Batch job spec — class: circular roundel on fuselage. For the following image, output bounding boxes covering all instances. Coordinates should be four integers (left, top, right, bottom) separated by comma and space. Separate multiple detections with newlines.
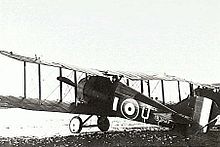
120, 98, 139, 120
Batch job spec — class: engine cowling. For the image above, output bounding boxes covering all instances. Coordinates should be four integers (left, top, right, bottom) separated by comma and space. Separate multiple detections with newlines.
77, 76, 117, 104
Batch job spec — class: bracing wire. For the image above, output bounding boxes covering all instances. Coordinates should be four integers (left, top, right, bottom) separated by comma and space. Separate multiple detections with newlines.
42, 70, 74, 103
122, 78, 127, 84
44, 85, 60, 101
68, 71, 74, 78
27, 64, 56, 98
151, 80, 160, 94
69, 89, 73, 102
62, 72, 85, 100
63, 85, 73, 99
77, 72, 84, 81
62, 70, 75, 100
131, 81, 140, 89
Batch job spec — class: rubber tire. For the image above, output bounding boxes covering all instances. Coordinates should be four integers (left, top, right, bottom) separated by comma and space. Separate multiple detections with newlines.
69, 116, 83, 133
97, 116, 110, 132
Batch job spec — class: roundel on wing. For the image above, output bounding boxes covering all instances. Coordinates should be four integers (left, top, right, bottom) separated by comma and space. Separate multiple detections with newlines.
120, 98, 139, 120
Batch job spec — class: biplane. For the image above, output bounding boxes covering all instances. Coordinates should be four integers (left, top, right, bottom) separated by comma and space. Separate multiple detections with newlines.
0, 50, 219, 136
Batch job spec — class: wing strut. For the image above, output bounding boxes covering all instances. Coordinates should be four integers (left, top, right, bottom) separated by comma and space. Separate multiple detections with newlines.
85, 73, 88, 79
23, 61, 27, 99
140, 80, 144, 94
38, 64, 41, 103
147, 80, 151, 97
177, 81, 181, 102
189, 83, 194, 96
126, 79, 129, 86
161, 80, 165, 104
74, 70, 77, 105
59, 67, 63, 102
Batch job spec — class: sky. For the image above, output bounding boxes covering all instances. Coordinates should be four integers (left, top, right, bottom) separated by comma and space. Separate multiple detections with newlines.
0, 0, 220, 84
0, 0, 220, 95
0, 1, 220, 137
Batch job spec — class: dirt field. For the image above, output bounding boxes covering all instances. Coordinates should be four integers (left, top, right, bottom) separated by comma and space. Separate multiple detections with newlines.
0, 129, 219, 147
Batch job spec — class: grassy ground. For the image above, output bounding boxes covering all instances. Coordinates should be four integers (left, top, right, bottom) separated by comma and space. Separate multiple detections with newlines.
0, 129, 219, 147
0, 108, 220, 146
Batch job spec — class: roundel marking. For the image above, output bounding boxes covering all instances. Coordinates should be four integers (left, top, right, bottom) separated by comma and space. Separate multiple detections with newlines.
120, 98, 139, 120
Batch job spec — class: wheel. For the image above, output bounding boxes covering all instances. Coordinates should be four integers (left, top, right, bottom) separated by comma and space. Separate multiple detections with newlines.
69, 116, 83, 133
97, 116, 110, 132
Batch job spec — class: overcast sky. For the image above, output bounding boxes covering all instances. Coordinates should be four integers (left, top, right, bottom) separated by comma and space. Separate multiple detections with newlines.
1, 1, 220, 137
1, 0, 220, 84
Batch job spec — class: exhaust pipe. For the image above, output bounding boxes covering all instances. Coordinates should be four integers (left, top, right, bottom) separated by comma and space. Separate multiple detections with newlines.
57, 77, 76, 87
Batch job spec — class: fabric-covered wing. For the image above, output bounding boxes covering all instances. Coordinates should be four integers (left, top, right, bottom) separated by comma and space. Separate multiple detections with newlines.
0, 50, 102, 76
1, 50, 219, 89
0, 95, 71, 113
100, 70, 219, 89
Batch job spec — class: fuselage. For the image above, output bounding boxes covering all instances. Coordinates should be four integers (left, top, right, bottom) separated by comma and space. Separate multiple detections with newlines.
70, 76, 160, 125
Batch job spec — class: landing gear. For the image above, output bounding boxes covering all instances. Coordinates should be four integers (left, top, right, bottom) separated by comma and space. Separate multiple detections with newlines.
69, 116, 83, 133
69, 115, 110, 133
97, 116, 110, 132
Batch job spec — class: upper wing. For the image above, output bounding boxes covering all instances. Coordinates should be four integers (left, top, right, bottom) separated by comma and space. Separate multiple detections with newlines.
99, 70, 219, 89
1, 50, 219, 89
0, 50, 102, 76
2, 50, 218, 128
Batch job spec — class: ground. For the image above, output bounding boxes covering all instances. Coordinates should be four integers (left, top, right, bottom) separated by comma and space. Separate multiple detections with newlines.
0, 129, 219, 147
0, 108, 220, 146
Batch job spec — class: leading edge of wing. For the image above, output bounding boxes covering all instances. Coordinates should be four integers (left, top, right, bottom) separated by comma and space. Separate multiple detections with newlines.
0, 50, 102, 76
1, 50, 218, 89
100, 70, 219, 89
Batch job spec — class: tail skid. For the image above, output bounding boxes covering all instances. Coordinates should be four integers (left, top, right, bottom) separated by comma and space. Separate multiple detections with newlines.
195, 116, 219, 135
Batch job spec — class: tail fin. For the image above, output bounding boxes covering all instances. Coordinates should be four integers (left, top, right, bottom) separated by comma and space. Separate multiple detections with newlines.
193, 96, 213, 133
171, 94, 219, 134
195, 87, 220, 108
193, 87, 220, 132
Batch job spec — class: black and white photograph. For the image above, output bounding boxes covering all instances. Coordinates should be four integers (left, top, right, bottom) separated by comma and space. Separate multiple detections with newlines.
0, 0, 220, 146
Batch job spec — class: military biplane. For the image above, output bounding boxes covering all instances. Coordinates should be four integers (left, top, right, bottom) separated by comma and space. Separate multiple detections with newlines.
0, 50, 219, 135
